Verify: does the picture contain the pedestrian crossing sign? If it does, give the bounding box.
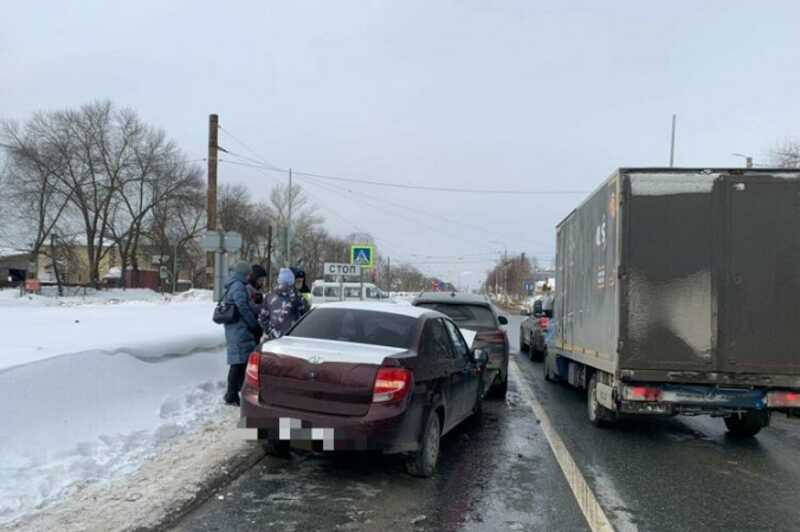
[350,245,375,268]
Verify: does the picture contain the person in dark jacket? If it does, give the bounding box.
[291,267,312,309]
[247,264,267,311]
[246,264,268,340]
[259,268,307,340]
[223,261,261,405]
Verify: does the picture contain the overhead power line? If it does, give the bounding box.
[292,169,587,195]
[213,127,588,195]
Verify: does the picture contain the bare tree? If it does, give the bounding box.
[0,118,75,274]
[4,101,204,288]
[217,184,274,263]
[107,126,203,288]
[265,183,323,266]
[771,140,800,168]
[148,187,207,290]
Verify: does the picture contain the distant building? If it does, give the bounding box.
[0,250,31,287]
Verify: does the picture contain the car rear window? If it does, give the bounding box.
[415,303,496,329]
[288,308,417,349]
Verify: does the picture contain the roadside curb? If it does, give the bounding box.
[144,441,266,532]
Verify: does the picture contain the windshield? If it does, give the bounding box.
[288,308,417,349]
[415,303,496,329]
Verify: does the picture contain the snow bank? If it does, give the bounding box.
[0,291,229,526]
[0,292,220,371]
[10,408,261,532]
[0,350,229,525]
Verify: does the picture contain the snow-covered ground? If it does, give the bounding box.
[0,289,229,527]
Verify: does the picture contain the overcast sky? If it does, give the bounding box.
[2,1,798,287]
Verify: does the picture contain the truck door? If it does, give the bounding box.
[719,175,800,374]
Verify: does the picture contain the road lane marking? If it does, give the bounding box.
[508,358,616,532]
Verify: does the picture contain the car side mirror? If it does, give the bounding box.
[498,316,509,326]
[473,348,489,365]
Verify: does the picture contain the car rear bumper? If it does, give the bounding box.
[240,384,423,453]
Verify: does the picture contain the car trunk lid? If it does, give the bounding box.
[259,337,408,416]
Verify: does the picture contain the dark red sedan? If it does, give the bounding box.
[240,302,487,477]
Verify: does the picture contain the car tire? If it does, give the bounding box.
[543,349,557,382]
[406,412,441,478]
[488,374,508,400]
[258,428,291,458]
[587,373,615,427]
[467,391,484,428]
[520,330,528,353]
[724,410,769,437]
[530,337,544,362]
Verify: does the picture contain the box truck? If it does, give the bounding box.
[545,168,800,436]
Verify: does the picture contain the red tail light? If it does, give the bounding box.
[538,317,550,329]
[245,352,261,389]
[372,367,413,403]
[476,330,507,345]
[623,385,662,402]
[767,390,800,408]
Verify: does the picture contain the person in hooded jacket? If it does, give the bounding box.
[291,267,313,310]
[246,264,267,339]
[259,268,308,340]
[223,261,261,405]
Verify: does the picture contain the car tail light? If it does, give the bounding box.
[767,390,800,408]
[538,317,550,329]
[245,352,261,389]
[372,367,413,403]
[622,385,662,402]
[476,330,507,346]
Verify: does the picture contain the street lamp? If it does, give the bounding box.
[732,153,753,168]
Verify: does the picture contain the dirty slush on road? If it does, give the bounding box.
[172,376,587,532]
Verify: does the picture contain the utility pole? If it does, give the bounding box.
[387,256,391,295]
[172,241,179,293]
[669,114,677,167]
[285,168,293,267]
[266,225,273,288]
[207,114,219,289]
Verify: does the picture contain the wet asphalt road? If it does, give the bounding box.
[508,316,800,532]
[172,315,800,532]
[171,315,588,532]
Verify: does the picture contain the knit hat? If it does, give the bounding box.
[250,264,267,279]
[233,261,251,276]
[277,267,295,287]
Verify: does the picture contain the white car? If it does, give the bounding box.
[311,281,390,305]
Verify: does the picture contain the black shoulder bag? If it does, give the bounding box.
[212,283,241,324]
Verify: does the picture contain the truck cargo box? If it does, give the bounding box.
[553,168,800,389]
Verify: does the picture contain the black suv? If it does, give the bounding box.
[413,292,510,399]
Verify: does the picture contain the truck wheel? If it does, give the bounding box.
[587,373,615,427]
[724,410,769,437]
[257,428,291,458]
[543,349,558,382]
[406,412,441,477]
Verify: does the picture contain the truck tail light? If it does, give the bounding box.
[245,352,261,389]
[622,385,662,402]
[767,390,800,408]
[475,330,507,347]
[372,367,413,403]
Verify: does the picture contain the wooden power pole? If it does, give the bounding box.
[207,114,219,289]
